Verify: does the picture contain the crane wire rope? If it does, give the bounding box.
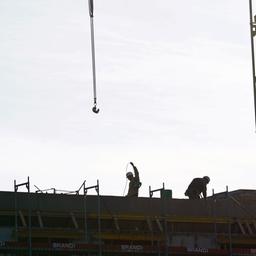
[88,0,99,114]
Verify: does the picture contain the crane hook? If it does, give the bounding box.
[92,104,99,114]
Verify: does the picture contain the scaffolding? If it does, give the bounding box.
[6,178,256,255]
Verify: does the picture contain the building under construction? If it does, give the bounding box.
[0,179,256,256]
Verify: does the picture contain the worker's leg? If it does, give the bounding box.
[188,193,200,200]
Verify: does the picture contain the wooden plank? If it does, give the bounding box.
[155,217,163,233]
[18,210,27,227]
[113,215,120,231]
[70,212,79,229]
[245,221,253,235]
[237,219,246,235]
[37,211,44,228]
[146,217,153,232]
[252,220,256,232]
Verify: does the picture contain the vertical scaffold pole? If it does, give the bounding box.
[83,180,101,255]
[14,177,32,256]
[96,179,102,256]
[249,0,256,130]
[28,177,32,256]
[14,180,18,241]
[228,204,233,256]
[83,181,88,242]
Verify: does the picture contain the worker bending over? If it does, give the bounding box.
[126,162,141,197]
[185,176,210,199]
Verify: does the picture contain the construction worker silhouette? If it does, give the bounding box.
[126,162,141,197]
[185,176,210,199]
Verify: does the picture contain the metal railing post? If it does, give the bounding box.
[83,180,101,255]
[14,177,32,256]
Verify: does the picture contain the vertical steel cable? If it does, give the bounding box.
[88,0,99,113]
[249,0,256,129]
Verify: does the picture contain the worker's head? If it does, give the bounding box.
[126,172,133,180]
[203,176,210,184]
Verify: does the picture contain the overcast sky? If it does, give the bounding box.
[0,0,255,198]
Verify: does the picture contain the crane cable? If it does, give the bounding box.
[88,0,99,114]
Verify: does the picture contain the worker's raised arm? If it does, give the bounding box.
[130,162,139,179]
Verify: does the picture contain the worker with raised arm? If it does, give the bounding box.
[185,176,210,199]
[126,162,141,197]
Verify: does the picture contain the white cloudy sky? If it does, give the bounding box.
[0,0,255,198]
